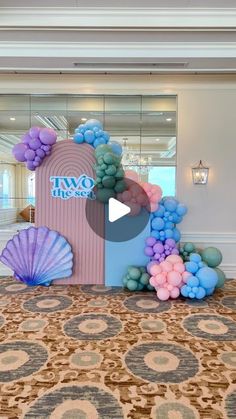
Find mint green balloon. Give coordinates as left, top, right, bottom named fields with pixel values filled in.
left=129, top=267, right=141, bottom=280
left=95, top=144, right=112, bottom=157
left=140, top=273, right=150, bottom=285
left=105, top=164, right=117, bottom=176
left=96, top=188, right=115, bottom=203
left=214, top=267, right=226, bottom=288
left=114, top=180, right=126, bottom=193
left=103, top=152, right=115, bottom=165
left=127, top=279, right=138, bottom=291
left=184, top=242, right=196, bottom=253
left=102, top=176, right=116, bottom=189
left=101, top=164, right=108, bottom=170
left=201, top=247, right=222, bottom=268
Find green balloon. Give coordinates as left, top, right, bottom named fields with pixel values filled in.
left=140, top=267, right=146, bottom=273
left=105, top=164, right=117, bottom=176
left=102, top=176, right=116, bottom=189
left=123, top=276, right=128, bottom=286
left=114, top=180, right=126, bottom=193
left=140, top=273, right=150, bottom=285
left=115, top=168, right=125, bottom=179
left=96, top=182, right=103, bottom=189
left=96, top=188, right=116, bottom=203
left=127, top=279, right=138, bottom=291
left=101, top=164, right=108, bottom=170
left=201, top=247, right=222, bottom=268
left=137, top=283, right=144, bottom=291
left=97, top=157, right=104, bottom=165
left=96, top=169, right=105, bottom=178
left=95, top=144, right=112, bottom=157
left=214, top=267, right=226, bottom=288
left=103, top=152, right=115, bottom=165
left=129, top=267, right=141, bottom=280
left=184, top=242, right=196, bottom=253
left=147, top=284, right=155, bottom=291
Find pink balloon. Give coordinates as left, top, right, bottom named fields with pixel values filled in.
left=122, top=191, right=131, bottom=201
left=167, top=271, right=182, bottom=286
left=174, top=262, right=185, bottom=273
left=150, top=264, right=162, bottom=276
left=170, top=287, right=180, bottom=299
left=157, top=288, right=170, bottom=301
left=166, top=255, right=182, bottom=264
left=128, top=202, right=141, bottom=216
left=155, top=273, right=166, bottom=286
left=160, top=261, right=172, bottom=272
left=182, top=271, right=192, bottom=283
left=150, top=203, right=158, bottom=212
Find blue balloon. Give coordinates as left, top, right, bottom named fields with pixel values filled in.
left=165, top=229, right=174, bottom=239
left=181, top=285, right=189, bottom=297
left=154, top=205, right=165, bottom=217
left=173, top=227, right=181, bottom=242
left=95, top=129, right=104, bottom=138
left=172, top=213, right=180, bottom=223
left=205, top=287, right=215, bottom=296
left=176, top=204, right=188, bottom=216
left=187, top=276, right=199, bottom=287
left=189, top=253, right=202, bottom=263
left=165, top=221, right=174, bottom=230
left=84, top=119, right=103, bottom=130
left=151, top=217, right=165, bottom=231
left=196, top=267, right=218, bottom=289
left=73, top=133, right=84, bottom=144
left=93, top=138, right=106, bottom=148
left=196, top=287, right=206, bottom=299
left=103, top=131, right=110, bottom=141
left=164, top=198, right=178, bottom=212
left=185, top=261, right=199, bottom=274
left=84, top=130, right=95, bottom=144
left=109, top=141, right=122, bottom=156
left=151, top=230, right=160, bottom=240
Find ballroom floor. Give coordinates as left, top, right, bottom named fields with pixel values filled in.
left=0, top=277, right=235, bottom=418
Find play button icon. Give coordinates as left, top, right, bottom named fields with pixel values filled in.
left=108, top=198, right=131, bottom=222
left=85, top=177, right=150, bottom=242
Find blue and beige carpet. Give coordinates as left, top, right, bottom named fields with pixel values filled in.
left=0, top=278, right=235, bottom=418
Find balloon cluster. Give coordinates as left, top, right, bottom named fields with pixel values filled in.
left=150, top=197, right=187, bottom=243
left=94, top=144, right=126, bottom=203
left=181, top=253, right=219, bottom=299
left=123, top=266, right=154, bottom=291
left=117, top=171, right=163, bottom=215
left=73, top=119, right=110, bottom=148
left=180, top=242, right=199, bottom=262
left=12, top=126, right=57, bottom=171
left=144, top=237, right=179, bottom=262
left=149, top=255, right=189, bottom=301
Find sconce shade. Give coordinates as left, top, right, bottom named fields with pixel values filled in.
left=192, top=160, right=209, bottom=185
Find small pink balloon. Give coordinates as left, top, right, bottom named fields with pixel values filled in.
left=174, top=262, right=185, bottom=273
left=150, top=202, right=158, bottom=212
left=166, top=255, right=182, bottom=264
left=122, top=190, right=131, bottom=201
left=157, top=288, right=170, bottom=301
left=129, top=202, right=141, bottom=216
left=160, top=261, right=172, bottom=273
left=149, top=277, right=157, bottom=287
left=150, top=264, right=162, bottom=276
left=136, top=193, right=146, bottom=205
left=155, top=273, right=167, bottom=286
left=170, top=287, right=180, bottom=299
left=182, top=271, right=192, bottom=283
left=167, top=284, right=173, bottom=291
left=167, top=271, right=182, bottom=286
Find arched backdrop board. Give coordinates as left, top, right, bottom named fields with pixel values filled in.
left=35, top=141, right=105, bottom=284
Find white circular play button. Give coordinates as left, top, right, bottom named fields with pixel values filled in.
left=108, top=198, right=131, bottom=222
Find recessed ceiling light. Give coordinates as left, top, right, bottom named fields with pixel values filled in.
left=166, top=118, right=172, bottom=122
left=155, top=138, right=160, bottom=142
left=81, top=118, right=87, bottom=122
left=10, top=117, right=16, bottom=121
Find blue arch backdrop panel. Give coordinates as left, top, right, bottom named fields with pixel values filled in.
left=105, top=207, right=151, bottom=286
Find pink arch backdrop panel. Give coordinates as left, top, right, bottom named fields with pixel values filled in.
left=35, top=141, right=105, bottom=284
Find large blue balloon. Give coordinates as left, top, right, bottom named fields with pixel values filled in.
left=84, top=119, right=103, bottom=130
left=73, top=133, right=84, bottom=144
left=109, top=141, right=122, bottom=156
left=164, top=198, right=178, bottom=212
left=151, top=217, right=165, bottom=231
left=196, top=267, right=218, bottom=289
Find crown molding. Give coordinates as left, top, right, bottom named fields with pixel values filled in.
left=1, top=41, right=236, bottom=58
left=1, top=7, right=236, bottom=29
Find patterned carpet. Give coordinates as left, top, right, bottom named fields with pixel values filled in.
left=0, top=278, right=235, bottom=419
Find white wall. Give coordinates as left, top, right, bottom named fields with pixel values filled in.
left=0, top=73, right=235, bottom=277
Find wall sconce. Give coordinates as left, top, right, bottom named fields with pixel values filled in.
left=192, top=160, right=209, bottom=185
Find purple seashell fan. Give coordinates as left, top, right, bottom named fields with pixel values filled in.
left=0, top=227, right=73, bottom=286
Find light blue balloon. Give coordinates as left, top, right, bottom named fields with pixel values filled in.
left=109, top=141, right=122, bottom=156
left=173, top=228, right=181, bottom=242
left=196, top=267, right=218, bottom=289
left=172, top=213, right=180, bottom=223
left=165, top=229, right=173, bottom=239
left=185, top=262, right=199, bottom=274
left=93, top=138, right=106, bottom=148
left=196, top=287, right=206, bottom=299
left=73, top=133, right=84, bottom=144
left=164, top=198, right=178, bottom=212
left=190, top=253, right=202, bottom=263
left=187, top=276, right=199, bottom=287
left=151, top=230, right=160, bottom=240
left=154, top=205, right=165, bottom=217
left=177, top=204, right=188, bottom=216
left=181, top=285, right=189, bottom=297
left=189, top=292, right=195, bottom=299
left=165, top=221, right=174, bottom=230
left=205, top=287, right=215, bottom=296
left=95, top=129, right=104, bottom=138
left=103, top=131, right=110, bottom=141
left=84, top=130, right=95, bottom=144
left=151, top=217, right=165, bottom=231
left=84, top=119, right=103, bottom=130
